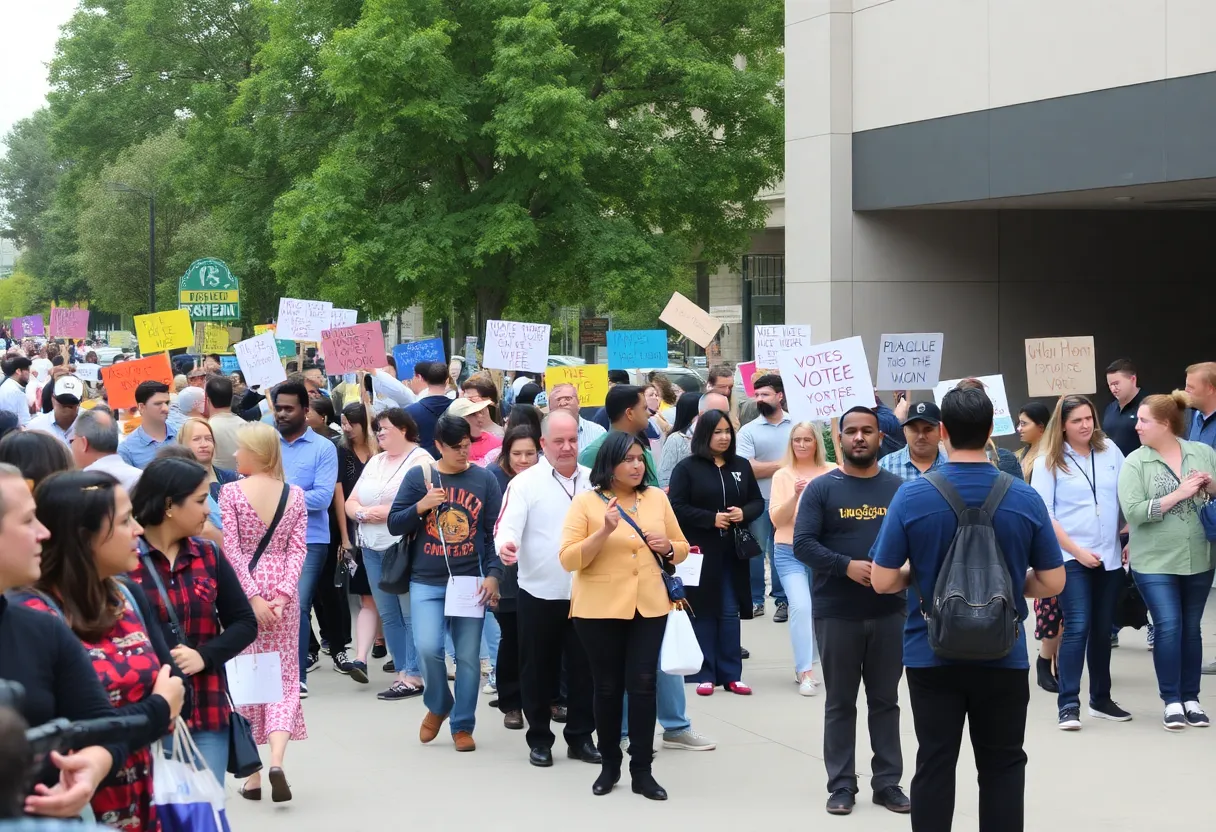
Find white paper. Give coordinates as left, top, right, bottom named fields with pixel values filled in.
left=225, top=652, right=284, bottom=706
left=753, top=325, right=811, bottom=369
left=74, top=363, right=101, bottom=382
left=777, top=335, right=874, bottom=423
left=330, top=308, right=357, bottom=329
left=877, top=332, right=944, bottom=390
left=276, top=297, right=334, bottom=342
left=234, top=332, right=288, bottom=390
left=673, top=551, right=704, bottom=587
left=444, top=575, right=486, bottom=619
left=933, top=374, right=1016, bottom=437
left=482, top=320, right=551, bottom=372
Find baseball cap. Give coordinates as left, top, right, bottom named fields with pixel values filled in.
left=901, top=401, right=941, bottom=427
left=447, top=397, right=490, bottom=419
left=53, top=375, right=84, bottom=404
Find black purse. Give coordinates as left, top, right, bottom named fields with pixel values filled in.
left=733, top=525, right=763, bottom=560
left=378, top=460, right=433, bottom=594
left=225, top=694, right=263, bottom=777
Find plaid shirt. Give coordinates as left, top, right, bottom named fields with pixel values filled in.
left=878, top=445, right=948, bottom=483
left=131, top=536, right=230, bottom=733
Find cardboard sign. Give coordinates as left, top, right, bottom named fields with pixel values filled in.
left=226, top=326, right=243, bottom=344
left=234, top=332, right=288, bottom=390
left=1025, top=336, right=1096, bottom=397
left=50, top=308, right=89, bottom=340
left=483, top=320, right=550, bottom=373
left=606, top=330, right=667, bottom=369
left=546, top=364, right=610, bottom=407
left=877, top=332, right=944, bottom=390
left=933, top=374, right=1015, bottom=437
left=392, top=338, right=446, bottom=381
left=738, top=360, right=758, bottom=398
left=102, top=353, right=173, bottom=410
left=134, top=309, right=194, bottom=352
left=202, top=324, right=230, bottom=354
left=659, top=292, right=721, bottom=349
left=777, top=336, right=874, bottom=422
left=107, top=331, right=135, bottom=348
left=320, top=322, right=386, bottom=375
left=276, top=298, right=333, bottom=342
left=753, top=325, right=811, bottom=370
left=75, top=363, right=101, bottom=383
left=11, top=316, right=44, bottom=338
left=330, top=308, right=357, bottom=329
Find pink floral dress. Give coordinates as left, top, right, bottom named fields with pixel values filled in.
left=219, top=481, right=309, bottom=743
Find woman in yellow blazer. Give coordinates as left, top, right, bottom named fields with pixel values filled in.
left=560, top=430, right=689, bottom=802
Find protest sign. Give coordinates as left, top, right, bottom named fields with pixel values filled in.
left=1025, top=336, right=1096, bottom=397
left=606, top=330, right=667, bottom=369
left=75, top=363, right=101, bottom=382
left=777, top=336, right=874, bottom=422
left=234, top=332, right=287, bottom=390
left=202, top=324, right=229, bottom=354
left=330, top=308, right=357, bottom=329
left=933, top=374, right=1015, bottom=436
left=107, top=331, right=135, bottom=348
left=877, top=332, right=944, bottom=390
left=134, top=309, right=194, bottom=352
left=659, top=292, right=722, bottom=349
left=276, top=298, right=333, bottom=342
left=320, top=322, right=386, bottom=375
left=392, top=338, right=446, bottom=381
left=483, top=320, right=551, bottom=373
left=738, top=360, right=758, bottom=398
left=546, top=364, right=610, bottom=407
left=103, top=353, right=173, bottom=410
left=11, top=316, right=44, bottom=338
left=226, top=326, right=243, bottom=344
left=191, top=322, right=206, bottom=354
left=255, top=324, right=295, bottom=358
left=753, top=325, right=811, bottom=370
left=253, top=324, right=273, bottom=336
left=50, top=308, right=89, bottom=340
left=220, top=355, right=239, bottom=374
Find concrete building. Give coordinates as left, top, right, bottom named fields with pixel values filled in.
left=787, top=0, right=1216, bottom=411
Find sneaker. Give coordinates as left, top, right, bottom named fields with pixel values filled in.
left=826, top=789, right=855, bottom=815
left=773, top=601, right=789, bottom=623
left=1109, top=632, right=1119, bottom=649
left=1057, top=706, right=1081, bottom=731
left=377, top=680, right=423, bottom=701
left=371, top=642, right=387, bottom=660
left=1183, top=701, right=1209, bottom=727
left=872, top=785, right=910, bottom=814
left=480, top=658, right=493, bottom=677
left=1201, top=659, right=1216, bottom=676
left=383, top=660, right=395, bottom=674
left=1146, top=624, right=1155, bottom=651
left=1088, top=699, right=1132, bottom=722
left=741, top=647, right=750, bottom=660
left=752, top=603, right=765, bottom=617
left=306, top=652, right=319, bottom=672
left=482, top=673, right=497, bottom=695
left=333, top=650, right=355, bottom=675
left=661, top=729, right=716, bottom=751
left=319, top=639, right=331, bottom=656
left=299, top=682, right=308, bottom=700
left=798, top=676, right=819, bottom=697
left=1164, top=703, right=1187, bottom=731
left=348, top=660, right=369, bottom=684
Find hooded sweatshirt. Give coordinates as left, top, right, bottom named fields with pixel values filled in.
left=405, top=394, right=453, bottom=458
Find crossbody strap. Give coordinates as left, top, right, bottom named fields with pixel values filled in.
left=596, top=491, right=673, bottom=575
left=248, top=484, right=291, bottom=574
left=137, top=541, right=184, bottom=638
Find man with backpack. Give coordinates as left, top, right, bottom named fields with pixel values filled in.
left=870, top=385, right=1065, bottom=832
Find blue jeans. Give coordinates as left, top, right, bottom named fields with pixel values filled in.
left=444, top=611, right=497, bottom=662
left=164, top=728, right=229, bottom=786
left=1132, top=569, right=1214, bottom=705
left=361, top=547, right=421, bottom=677
left=296, top=543, right=329, bottom=684
left=748, top=501, right=785, bottom=605
left=773, top=543, right=816, bottom=673
left=410, top=581, right=485, bottom=734
left=621, top=665, right=691, bottom=737
left=688, top=570, right=743, bottom=685
left=1056, top=561, right=1122, bottom=711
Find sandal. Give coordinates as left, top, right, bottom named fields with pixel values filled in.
left=695, top=682, right=715, bottom=696
left=726, top=681, right=752, bottom=696
left=239, top=783, right=261, bottom=801
left=268, top=766, right=292, bottom=803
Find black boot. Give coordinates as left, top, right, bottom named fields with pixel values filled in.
left=1036, top=655, right=1058, bottom=693
left=631, top=771, right=668, bottom=801
left=592, top=760, right=621, bottom=796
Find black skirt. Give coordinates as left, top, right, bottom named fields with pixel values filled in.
left=349, top=548, right=372, bottom=596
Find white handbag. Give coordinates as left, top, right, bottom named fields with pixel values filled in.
left=659, top=608, right=704, bottom=676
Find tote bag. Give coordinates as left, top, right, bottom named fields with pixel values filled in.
left=153, top=719, right=231, bottom=832
left=659, top=608, right=704, bottom=676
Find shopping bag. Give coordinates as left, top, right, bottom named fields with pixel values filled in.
left=225, top=652, right=283, bottom=706
left=659, top=608, right=704, bottom=676
left=153, top=719, right=231, bottom=832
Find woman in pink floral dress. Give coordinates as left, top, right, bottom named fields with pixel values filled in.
left=219, top=422, right=308, bottom=803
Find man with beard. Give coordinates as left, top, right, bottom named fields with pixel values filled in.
left=737, top=374, right=792, bottom=619
left=793, top=406, right=909, bottom=817
left=878, top=401, right=948, bottom=483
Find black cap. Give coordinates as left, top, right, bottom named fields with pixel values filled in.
left=901, top=401, right=941, bottom=427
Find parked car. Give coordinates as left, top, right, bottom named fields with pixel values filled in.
left=547, top=354, right=586, bottom=367
left=631, top=366, right=706, bottom=394
left=91, top=347, right=132, bottom=366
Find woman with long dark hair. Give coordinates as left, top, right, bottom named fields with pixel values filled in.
left=0, top=430, right=73, bottom=488
left=336, top=401, right=380, bottom=681
left=1017, top=400, right=1059, bottom=691
left=1017, top=401, right=1051, bottom=481
left=656, top=391, right=701, bottom=488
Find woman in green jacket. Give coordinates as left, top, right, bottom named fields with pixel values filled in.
left=1117, top=391, right=1216, bottom=731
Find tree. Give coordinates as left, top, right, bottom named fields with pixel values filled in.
left=0, top=272, right=49, bottom=320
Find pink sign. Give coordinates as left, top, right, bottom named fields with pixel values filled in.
left=50, top=308, right=89, bottom=340
left=738, top=360, right=757, bottom=398
left=320, top=322, right=386, bottom=375
left=11, top=315, right=44, bottom=338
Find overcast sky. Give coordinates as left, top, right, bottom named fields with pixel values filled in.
left=0, top=0, right=79, bottom=149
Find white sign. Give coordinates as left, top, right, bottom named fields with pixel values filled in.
left=877, top=332, right=944, bottom=390
left=933, top=374, right=1015, bottom=437
left=234, top=332, right=288, bottom=390
left=276, top=297, right=333, bottom=342
left=225, top=652, right=283, bottom=706
left=777, top=335, right=874, bottom=422
left=483, top=320, right=551, bottom=373
left=74, top=363, right=101, bottom=382
left=709, top=305, right=743, bottom=324
left=754, top=325, right=811, bottom=369
left=674, top=551, right=704, bottom=587
left=330, top=307, right=357, bottom=329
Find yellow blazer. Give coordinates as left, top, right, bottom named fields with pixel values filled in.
left=559, top=487, right=690, bottom=619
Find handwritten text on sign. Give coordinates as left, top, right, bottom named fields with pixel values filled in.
left=659, top=292, right=722, bottom=349
left=606, top=330, right=667, bottom=369
left=202, top=324, right=230, bottom=354
left=877, top=333, right=944, bottom=389
left=320, top=322, right=386, bottom=375
left=276, top=298, right=333, bottom=342
left=753, top=325, right=811, bottom=369
left=1025, top=336, right=1096, bottom=397
left=234, top=332, right=287, bottom=390
left=50, top=308, right=89, bottom=340
left=777, top=336, right=874, bottom=422
left=103, top=353, right=173, bottom=410
left=483, top=320, right=551, bottom=373
left=392, top=338, right=446, bottom=381
left=546, top=364, right=610, bottom=407
left=933, top=374, right=1016, bottom=437
left=134, top=309, right=194, bottom=352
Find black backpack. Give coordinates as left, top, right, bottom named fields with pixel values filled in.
left=916, top=472, right=1020, bottom=661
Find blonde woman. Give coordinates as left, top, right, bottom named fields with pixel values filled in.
left=220, top=422, right=308, bottom=802
left=769, top=422, right=835, bottom=696
left=178, top=416, right=239, bottom=519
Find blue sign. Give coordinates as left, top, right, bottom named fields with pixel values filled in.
left=392, top=338, right=446, bottom=381
left=220, top=355, right=240, bottom=374
left=607, top=330, right=667, bottom=369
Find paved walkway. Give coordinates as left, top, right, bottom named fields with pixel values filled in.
left=225, top=605, right=1214, bottom=831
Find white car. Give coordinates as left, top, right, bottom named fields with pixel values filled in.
left=547, top=354, right=586, bottom=367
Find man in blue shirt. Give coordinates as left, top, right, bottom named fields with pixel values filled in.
left=275, top=380, right=338, bottom=692
left=878, top=401, right=947, bottom=484
left=1184, top=362, right=1216, bottom=449
left=118, top=381, right=176, bottom=469
left=870, top=386, right=1065, bottom=832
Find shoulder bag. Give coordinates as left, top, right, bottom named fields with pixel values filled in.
left=378, top=457, right=434, bottom=594
left=597, top=491, right=688, bottom=606
left=240, top=483, right=291, bottom=575
left=718, top=464, right=761, bottom=560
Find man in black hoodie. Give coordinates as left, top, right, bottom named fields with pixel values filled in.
left=406, top=360, right=454, bottom=458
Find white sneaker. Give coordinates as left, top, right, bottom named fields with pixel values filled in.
left=798, top=676, right=820, bottom=697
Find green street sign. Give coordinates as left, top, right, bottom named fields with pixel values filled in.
left=178, top=258, right=241, bottom=321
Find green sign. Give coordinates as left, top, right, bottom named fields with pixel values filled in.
left=178, top=258, right=240, bottom=321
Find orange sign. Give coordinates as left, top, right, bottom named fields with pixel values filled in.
left=103, top=353, right=173, bottom=410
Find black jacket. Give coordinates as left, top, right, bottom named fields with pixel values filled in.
left=668, top=454, right=765, bottom=620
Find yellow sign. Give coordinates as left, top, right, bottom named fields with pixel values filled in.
left=546, top=364, right=610, bottom=407
left=202, top=324, right=230, bottom=354
left=134, top=309, right=194, bottom=353
left=254, top=324, right=275, bottom=336
left=179, top=290, right=239, bottom=304
left=108, top=331, right=135, bottom=348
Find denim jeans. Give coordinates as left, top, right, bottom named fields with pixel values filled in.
left=688, top=570, right=743, bottom=685
left=296, top=543, right=329, bottom=684
left=410, top=580, right=485, bottom=734
left=621, top=663, right=691, bottom=737
left=361, top=546, right=421, bottom=677
left=164, top=728, right=229, bottom=786
left=1132, top=569, right=1214, bottom=705
left=748, top=500, right=785, bottom=605
left=772, top=543, right=816, bottom=673
left=444, top=611, right=497, bottom=663
left=1056, top=561, right=1123, bottom=711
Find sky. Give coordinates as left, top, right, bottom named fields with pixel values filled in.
left=0, top=0, right=79, bottom=149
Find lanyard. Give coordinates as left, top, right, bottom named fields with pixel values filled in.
left=551, top=467, right=580, bottom=501
left=1066, top=447, right=1099, bottom=516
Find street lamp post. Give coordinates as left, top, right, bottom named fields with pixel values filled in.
left=106, top=183, right=156, bottom=314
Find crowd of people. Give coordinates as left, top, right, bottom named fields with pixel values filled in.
left=0, top=330, right=1213, bottom=831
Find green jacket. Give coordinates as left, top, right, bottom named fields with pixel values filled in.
left=578, top=431, right=659, bottom=487
left=1118, top=439, right=1216, bottom=576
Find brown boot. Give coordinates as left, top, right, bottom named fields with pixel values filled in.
left=420, top=711, right=448, bottom=743
left=453, top=731, right=476, bottom=752
left=503, top=710, right=524, bottom=730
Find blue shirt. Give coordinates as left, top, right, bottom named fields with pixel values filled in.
left=870, top=462, right=1064, bottom=669
left=1188, top=408, right=1216, bottom=449
left=280, top=427, right=338, bottom=544
left=118, top=423, right=178, bottom=469
left=877, top=445, right=948, bottom=483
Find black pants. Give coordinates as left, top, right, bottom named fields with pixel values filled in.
left=815, top=614, right=905, bottom=794
left=494, top=609, right=522, bottom=713
left=519, top=590, right=594, bottom=750
left=906, top=666, right=1030, bottom=832
left=314, top=541, right=351, bottom=654
left=574, top=613, right=666, bottom=772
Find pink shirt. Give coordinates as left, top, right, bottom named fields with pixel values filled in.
left=469, top=431, right=503, bottom=467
